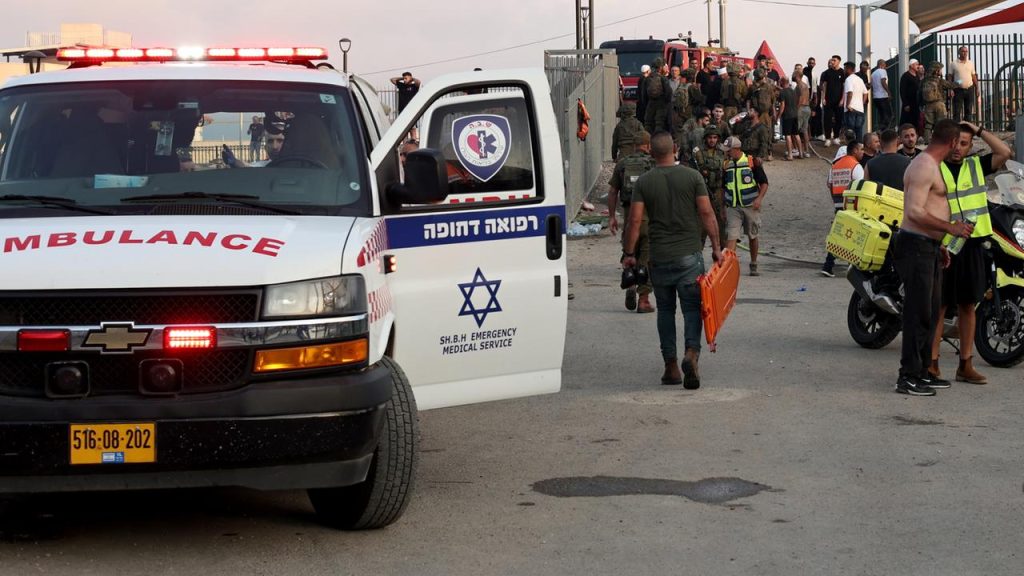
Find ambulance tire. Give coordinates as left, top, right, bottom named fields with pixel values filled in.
left=308, top=356, right=419, bottom=530
left=847, top=291, right=901, bottom=349
left=975, top=287, right=1024, bottom=368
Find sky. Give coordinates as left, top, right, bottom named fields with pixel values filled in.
left=3, top=0, right=1023, bottom=89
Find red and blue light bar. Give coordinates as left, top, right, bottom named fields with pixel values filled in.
left=57, top=46, right=328, bottom=63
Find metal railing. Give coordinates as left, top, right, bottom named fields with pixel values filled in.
left=886, top=33, right=1023, bottom=131
left=186, top=143, right=248, bottom=165
left=544, top=49, right=618, bottom=217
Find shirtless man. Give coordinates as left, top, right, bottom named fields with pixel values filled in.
left=893, top=118, right=974, bottom=396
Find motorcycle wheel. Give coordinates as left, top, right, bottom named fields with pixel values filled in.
left=975, top=287, right=1024, bottom=368
left=847, top=291, right=901, bottom=349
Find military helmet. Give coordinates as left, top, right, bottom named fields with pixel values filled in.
left=617, top=101, right=636, bottom=118
left=929, top=61, right=943, bottom=71
left=727, top=62, right=740, bottom=76
left=703, top=125, right=721, bottom=138
left=682, top=68, right=695, bottom=80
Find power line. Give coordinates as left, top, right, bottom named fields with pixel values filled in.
left=361, top=0, right=703, bottom=76
left=734, top=0, right=846, bottom=8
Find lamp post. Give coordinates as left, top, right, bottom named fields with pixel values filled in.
left=580, top=6, right=590, bottom=49
left=338, top=38, right=352, bottom=73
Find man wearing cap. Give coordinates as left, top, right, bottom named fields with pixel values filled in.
left=390, top=72, right=421, bottom=114
left=899, top=59, right=922, bottom=132
left=622, top=131, right=722, bottom=389
left=636, top=64, right=652, bottom=123
left=921, top=62, right=954, bottom=143
left=721, top=135, right=769, bottom=276
left=691, top=125, right=728, bottom=248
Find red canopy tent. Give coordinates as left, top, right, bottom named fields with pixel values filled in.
left=753, top=41, right=786, bottom=79
left=935, top=2, right=1024, bottom=32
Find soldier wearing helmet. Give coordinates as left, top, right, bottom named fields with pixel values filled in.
left=691, top=124, right=727, bottom=248
left=921, top=61, right=954, bottom=143
left=612, top=101, right=644, bottom=160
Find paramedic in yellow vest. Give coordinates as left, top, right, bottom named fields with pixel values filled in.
left=721, top=136, right=769, bottom=276
left=821, top=142, right=864, bottom=277
left=929, top=121, right=1011, bottom=385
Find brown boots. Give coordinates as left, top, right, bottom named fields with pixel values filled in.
left=682, top=348, right=701, bottom=390
left=956, top=356, right=988, bottom=385
left=661, top=358, right=682, bottom=385
left=636, top=293, right=655, bottom=313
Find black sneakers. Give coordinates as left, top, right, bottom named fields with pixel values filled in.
left=918, top=374, right=952, bottom=389
left=625, top=287, right=637, bottom=311
left=895, top=375, right=936, bottom=396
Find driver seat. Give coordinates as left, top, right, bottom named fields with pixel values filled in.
left=276, top=115, right=340, bottom=169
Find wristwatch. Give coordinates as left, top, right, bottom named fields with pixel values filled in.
left=976, top=126, right=986, bottom=137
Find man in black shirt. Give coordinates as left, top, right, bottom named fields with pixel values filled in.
left=864, top=129, right=911, bottom=190
left=390, top=71, right=421, bottom=114
left=899, top=59, right=921, bottom=130
left=819, top=55, right=846, bottom=146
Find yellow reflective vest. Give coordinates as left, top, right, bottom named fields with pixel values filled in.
left=724, top=153, right=759, bottom=207
left=940, top=156, right=992, bottom=241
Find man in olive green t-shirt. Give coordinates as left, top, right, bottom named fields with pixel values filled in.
left=623, top=131, right=723, bottom=390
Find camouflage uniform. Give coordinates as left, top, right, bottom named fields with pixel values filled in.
left=921, top=62, right=954, bottom=143
left=691, top=125, right=728, bottom=248
left=670, top=81, right=692, bottom=148
left=609, top=151, right=655, bottom=296
left=643, top=58, right=672, bottom=135
left=678, top=117, right=706, bottom=163
left=750, top=71, right=775, bottom=116
left=742, top=115, right=773, bottom=161
left=721, top=63, right=748, bottom=122
left=611, top=102, right=645, bottom=160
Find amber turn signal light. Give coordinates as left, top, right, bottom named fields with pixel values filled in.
left=253, top=339, right=368, bottom=373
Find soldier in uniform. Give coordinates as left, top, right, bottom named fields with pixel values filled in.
left=921, top=61, right=954, bottom=143
left=607, top=130, right=655, bottom=313
left=720, top=63, right=747, bottom=122
left=670, top=73, right=693, bottom=149
left=691, top=125, right=728, bottom=248
left=742, top=108, right=773, bottom=164
left=644, top=58, right=673, bottom=135
left=678, top=108, right=710, bottom=163
left=612, top=101, right=644, bottom=161
left=684, top=68, right=705, bottom=117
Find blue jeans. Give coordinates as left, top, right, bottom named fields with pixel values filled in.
left=651, top=253, right=705, bottom=361
left=845, top=110, right=865, bottom=141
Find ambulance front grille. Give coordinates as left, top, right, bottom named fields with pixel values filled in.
left=0, top=291, right=260, bottom=326
left=0, top=349, right=251, bottom=397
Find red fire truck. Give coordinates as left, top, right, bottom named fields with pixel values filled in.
left=600, top=36, right=757, bottom=102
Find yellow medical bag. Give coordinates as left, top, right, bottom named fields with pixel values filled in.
left=826, top=210, right=893, bottom=271
left=843, top=180, right=904, bottom=228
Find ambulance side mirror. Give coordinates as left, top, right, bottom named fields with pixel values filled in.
left=387, top=148, right=449, bottom=205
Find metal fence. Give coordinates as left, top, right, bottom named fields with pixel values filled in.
left=187, top=143, right=248, bottom=165
left=543, top=49, right=618, bottom=217
left=885, top=33, right=1024, bottom=131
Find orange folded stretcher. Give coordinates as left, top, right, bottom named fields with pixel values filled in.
left=698, top=249, right=740, bottom=351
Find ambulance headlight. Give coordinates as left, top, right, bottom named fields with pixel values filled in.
left=1013, top=219, right=1024, bottom=247
left=262, top=275, right=366, bottom=319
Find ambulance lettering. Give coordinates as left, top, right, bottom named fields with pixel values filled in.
left=439, top=268, right=517, bottom=355
left=2, top=230, right=286, bottom=256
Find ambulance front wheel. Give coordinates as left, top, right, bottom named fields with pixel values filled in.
left=308, top=356, right=419, bottom=530
left=847, top=291, right=901, bottom=349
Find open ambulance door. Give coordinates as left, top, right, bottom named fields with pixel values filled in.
left=369, top=69, right=567, bottom=411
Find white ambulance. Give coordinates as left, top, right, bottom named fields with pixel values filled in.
left=0, top=46, right=567, bottom=529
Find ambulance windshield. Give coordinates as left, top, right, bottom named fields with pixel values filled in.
left=0, top=80, right=370, bottom=217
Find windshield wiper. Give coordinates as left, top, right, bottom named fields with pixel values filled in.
left=120, top=192, right=302, bottom=215
left=0, top=194, right=114, bottom=215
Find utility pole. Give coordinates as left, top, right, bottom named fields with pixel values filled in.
left=707, top=0, right=713, bottom=47
left=719, top=0, right=728, bottom=50
left=898, top=0, right=909, bottom=75
left=576, top=0, right=594, bottom=51
left=575, top=0, right=582, bottom=50
left=847, top=4, right=857, bottom=64
left=861, top=6, right=873, bottom=65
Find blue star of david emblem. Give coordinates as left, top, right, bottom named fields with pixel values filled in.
left=458, top=268, right=502, bottom=328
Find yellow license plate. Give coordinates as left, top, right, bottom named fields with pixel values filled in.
left=69, top=423, right=156, bottom=465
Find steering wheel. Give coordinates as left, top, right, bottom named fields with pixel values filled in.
left=267, top=155, right=329, bottom=169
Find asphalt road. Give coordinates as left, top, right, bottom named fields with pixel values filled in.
left=2, top=153, right=1023, bottom=575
